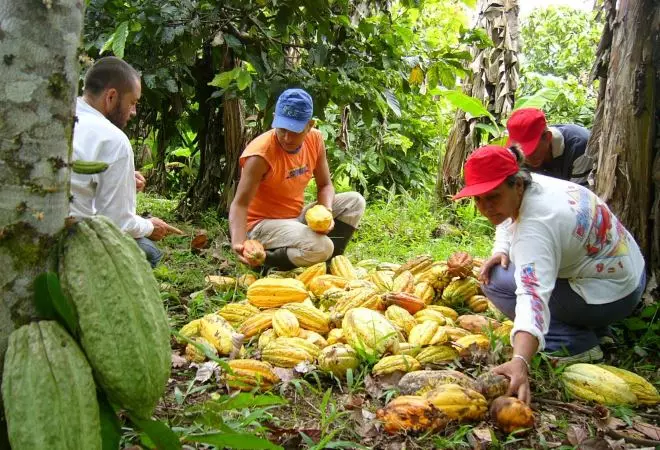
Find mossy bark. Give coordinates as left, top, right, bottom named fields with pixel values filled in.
left=0, top=0, right=84, bottom=445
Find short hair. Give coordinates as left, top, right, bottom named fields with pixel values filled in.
left=505, top=145, right=533, bottom=189
left=83, top=56, right=140, bottom=97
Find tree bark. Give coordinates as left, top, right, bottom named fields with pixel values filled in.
left=0, top=0, right=84, bottom=443
left=587, top=0, right=659, bottom=274
left=218, top=95, right=246, bottom=215
left=437, top=0, right=520, bottom=202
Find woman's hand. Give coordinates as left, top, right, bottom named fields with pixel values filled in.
left=493, top=357, right=531, bottom=404
left=479, top=252, right=509, bottom=284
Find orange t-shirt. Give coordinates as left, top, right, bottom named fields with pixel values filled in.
left=240, top=129, right=324, bottom=231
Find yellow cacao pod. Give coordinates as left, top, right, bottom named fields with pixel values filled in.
left=342, top=308, right=399, bottom=358
left=225, top=359, right=279, bottom=392
left=377, top=262, right=400, bottom=272
left=414, top=282, right=435, bottom=305
left=414, top=309, right=447, bottom=326
left=423, top=383, right=488, bottom=421
left=398, top=369, right=477, bottom=395
left=385, top=305, right=417, bottom=334
left=329, top=255, right=357, bottom=280
left=305, top=205, right=333, bottom=233
left=206, top=275, right=237, bottom=291
left=441, top=278, right=479, bottom=306
left=184, top=337, right=217, bottom=363
left=493, top=320, right=513, bottom=344
left=282, top=302, right=331, bottom=334
left=453, top=334, right=491, bottom=356
left=437, top=326, right=471, bottom=341
left=326, top=328, right=345, bottom=345
left=218, top=303, right=261, bottom=327
left=408, top=321, right=440, bottom=347
left=392, top=270, right=415, bottom=293
left=318, top=343, right=360, bottom=378
left=395, top=255, right=433, bottom=277
left=238, top=309, right=276, bottom=338
left=272, top=309, right=301, bottom=337
left=261, top=337, right=320, bottom=368
left=562, top=364, right=637, bottom=405
left=298, top=329, right=329, bottom=349
left=257, top=328, right=277, bottom=350
left=237, top=273, right=258, bottom=289
left=199, top=314, right=236, bottom=355
left=296, top=262, right=327, bottom=287
left=177, top=319, right=202, bottom=344
left=425, top=305, right=459, bottom=321
left=467, top=295, right=489, bottom=313
left=416, top=263, right=452, bottom=290
left=369, top=271, right=394, bottom=293
left=394, top=342, right=422, bottom=357
left=247, top=278, right=308, bottom=308
left=372, top=355, right=421, bottom=376
left=356, top=259, right=380, bottom=270
left=346, top=279, right=377, bottom=290
left=333, top=288, right=383, bottom=316
left=415, top=345, right=458, bottom=365
left=598, top=365, right=660, bottom=405
left=308, top=275, right=348, bottom=297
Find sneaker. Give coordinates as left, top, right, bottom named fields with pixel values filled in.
left=548, top=345, right=604, bottom=364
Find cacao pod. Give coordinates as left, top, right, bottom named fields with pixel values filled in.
left=372, top=355, right=421, bottom=376
left=296, top=262, right=327, bottom=287
left=561, top=363, right=637, bottom=405
left=395, top=255, right=433, bottom=277
left=415, top=345, right=458, bottom=365
left=394, top=343, right=422, bottom=357
left=243, top=239, right=266, bottom=266
left=408, top=320, right=448, bottom=347
left=446, top=251, right=474, bottom=278
left=383, top=292, right=425, bottom=315
left=377, top=396, right=448, bottom=435
left=318, top=343, right=360, bottom=378
left=489, top=396, right=535, bottom=433
left=218, top=303, right=261, bottom=328
left=177, top=318, right=202, bottom=343
left=239, top=309, right=277, bottom=338
left=377, top=262, right=401, bottom=272
left=185, top=337, right=218, bottom=363
left=453, top=334, right=491, bottom=357
left=326, top=328, right=346, bottom=345
left=345, top=279, right=377, bottom=290
left=272, top=309, right=301, bottom=337
left=493, top=320, right=513, bottom=345
left=329, top=255, right=357, bottom=280
left=258, top=328, right=277, bottom=350
left=237, top=273, right=258, bottom=288
left=456, top=314, right=501, bottom=334
left=2, top=321, right=102, bottom=450
left=333, top=288, right=383, bottom=315
left=354, top=267, right=369, bottom=279
left=414, top=281, right=435, bottom=305
left=298, top=329, right=329, bottom=349
left=282, top=302, right=331, bottom=333
left=261, top=337, right=320, bottom=367
left=59, top=217, right=170, bottom=418
left=425, top=305, right=459, bottom=321
left=398, top=369, right=477, bottom=395
left=466, top=295, right=489, bottom=313
left=308, top=275, right=348, bottom=297
left=416, top=263, right=452, bottom=290
left=247, top=278, right=308, bottom=308
left=441, top=278, right=479, bottom=306
left=369, top=271, right=394, bottom=293
left=414, top=309, right=448, bottom=325
left=475, top=372, right=510, bottom=401
left=356, top=259, right=380, bottom=270
left=200, top=313, right=237, bottom=354
left=206, top=275, right=237, bottom=291
left=225, top=359, right=280, bottom=392
left=342, top=308, right=399, bottom=358
left=598, top=365, right=660, bottom=405
left=437, top=326, right=471, bottom=341
left=392, top=270, right=415, bottom=293
left=385, top=305, right=417, bottom=334
left=423, top=383, right=488, bottom=421
left=305, top=205, right=333, bottom=233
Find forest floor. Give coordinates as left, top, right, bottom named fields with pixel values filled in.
left=132, top=193, right=659, bottom=450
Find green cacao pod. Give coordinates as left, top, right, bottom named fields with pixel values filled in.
left=2, top=321, right=102, bottom=450
left=441, top=278, right=480, bottom=306
left=59, top=216, right=171, bottom=418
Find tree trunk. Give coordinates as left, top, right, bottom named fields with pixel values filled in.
left=218, top=95, right=246, bottom=215
left=586, top=0, right=659, bottom=278
left=0, top=0, right=84, bottom=443
left=437, top=0, right=520, bottom=202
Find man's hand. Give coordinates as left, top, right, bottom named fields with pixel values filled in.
left=135, top=171, right=146, bottom=192
left=492, top=358, right=531, bottom=404
left=149, top=217, right=184, bottom=241
left=232, top=242, right=254, bottom=266
left=479, top=252, right=509, bottom=284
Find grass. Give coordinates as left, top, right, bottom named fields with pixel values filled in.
left=132, top=192, right=659, bottom=450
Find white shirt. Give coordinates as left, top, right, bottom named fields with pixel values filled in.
left=70, top=97, right=154, bottom=238
left=492, top=174, right=645, bottom=350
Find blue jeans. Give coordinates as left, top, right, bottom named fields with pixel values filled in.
left=481, top=264, right=646, bottom=354
left=135, top=237, right=162, bottom=268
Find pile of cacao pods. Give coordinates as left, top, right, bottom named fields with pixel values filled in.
left=180, top=249, right=659, bottom=435
left=2, top=217, right=172, bottom=450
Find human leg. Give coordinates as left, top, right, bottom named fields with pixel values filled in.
left=135, top=237, right=162, bottom=268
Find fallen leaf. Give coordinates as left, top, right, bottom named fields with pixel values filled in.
left=191, top=229, right=209, bottom=250
left=606, top=417, right=626, bottom=430
left=192, top=361, right=219, bottom=383
left=567, top=424, right=588, bottom=446
left=633, top=421, right=660, bottom=440
left=364, top=375, right=383, bottom=399
left=272, top=367, right=296, bottom=383
left=343, top=394, right=365, bottom=410
left=603, top=437, right=626, bottom=450
left=577, top=437, right=613, bottom=450
left=471, top=426, right=493, bottom=443
left=294, top=361, right=316, bottom=374
left=171, top=352, right=187, bottom=368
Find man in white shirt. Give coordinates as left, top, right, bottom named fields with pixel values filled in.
left=70, top=57, right=182, bottom=267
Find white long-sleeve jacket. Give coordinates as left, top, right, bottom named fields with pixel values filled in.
left=491, top=174, right=645, bottom=350
left=70, top=98, right=153, bottom=238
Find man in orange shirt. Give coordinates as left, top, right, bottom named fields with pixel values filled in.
left=229, top=89, right=366, bottom=270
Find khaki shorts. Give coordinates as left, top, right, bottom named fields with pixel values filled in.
left=248, top=192, right=366, bottom=266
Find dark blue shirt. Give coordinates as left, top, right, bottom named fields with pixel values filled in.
left=533, top=124, right=592, bottom=187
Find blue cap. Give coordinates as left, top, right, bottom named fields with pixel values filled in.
left=272, top=88, right=313, bottom=133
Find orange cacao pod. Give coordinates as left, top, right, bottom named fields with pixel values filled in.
left=376, top=396, right=447, bottom=435
left=243, top=240, right=266, bottom=266
left=383, top=292, right=425, bottom=315
left=446, top=251, right=473, bottom=278
left=489, top=396, right=535, bottom=433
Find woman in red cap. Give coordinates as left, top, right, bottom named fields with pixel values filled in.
left=454, top=145, right=646, bottom=404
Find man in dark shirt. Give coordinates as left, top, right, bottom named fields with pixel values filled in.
left=506, top=108, right=593, bottom=186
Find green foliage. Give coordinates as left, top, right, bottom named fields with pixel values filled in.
left=518, top=6, right=603, bottom=127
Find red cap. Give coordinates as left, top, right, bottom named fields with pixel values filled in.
left=506, top=108, right=547, bottom=156
left=453, top=145, right=519, bottom=200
